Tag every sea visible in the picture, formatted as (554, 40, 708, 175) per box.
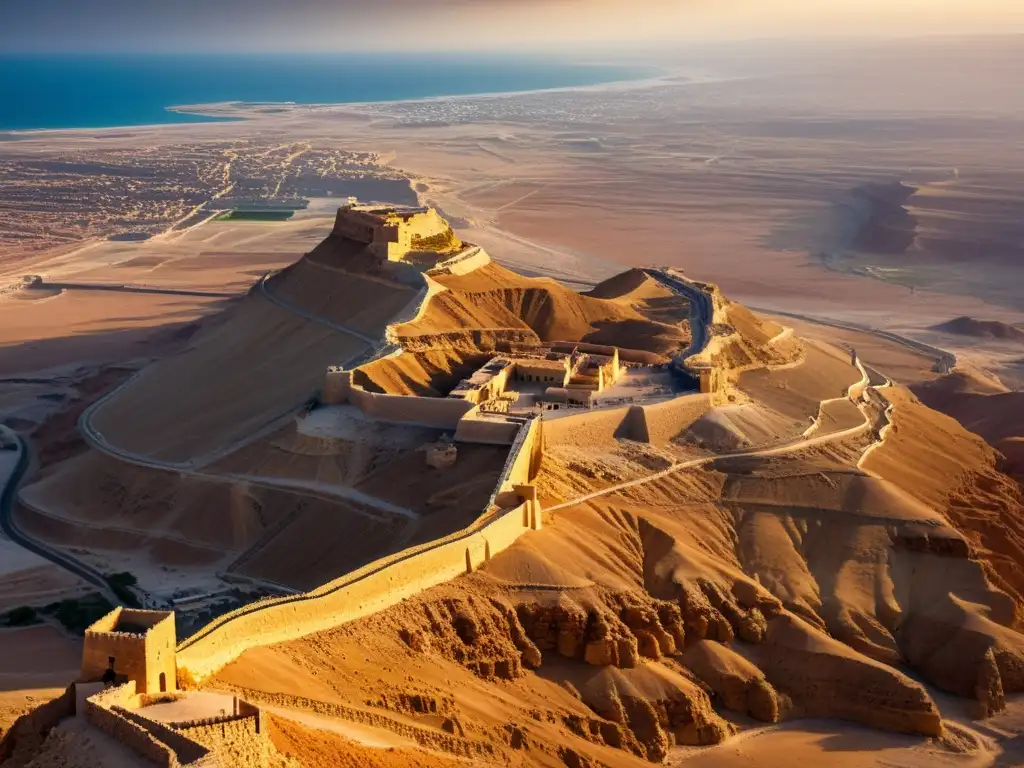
(0, 53, 656, 132)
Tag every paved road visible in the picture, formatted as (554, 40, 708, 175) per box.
(36, 281, 237, 299)
(0, 430, 122, 605)
(642, 268, 713, 361)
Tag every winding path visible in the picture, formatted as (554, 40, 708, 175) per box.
(749, 306, 957, 374)
(0, 428, 122, 605)
(547, 358, 888, 515)
(642, 268, 713, 360)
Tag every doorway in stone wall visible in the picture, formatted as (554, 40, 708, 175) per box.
(159, 672, 167, 692)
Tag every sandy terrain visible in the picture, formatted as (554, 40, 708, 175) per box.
(0, 626, 81, 741)
(1, 37, 1023, 768)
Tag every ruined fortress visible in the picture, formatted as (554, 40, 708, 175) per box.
(3, 204, 741, 767)
(331, 203, 463, 264)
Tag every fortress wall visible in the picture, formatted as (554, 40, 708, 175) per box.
(542, 406, 634, 447)
(322, 368, 352, 404)
(172, 711, 268, 768)
(395, 209, 449, 249)
(428, 245, 492, 277)
(396, 328, 541, 354)
(143, 616, 178, 695)
(84, 683, 185, 767)
(176, 498, 535, 682)
(345, 383, 475, 429)
(115, 707, 212, 766)
(454, 413, 522, 445)
(550, 341, 666, 366)
(497, 417, 543, 495)
(332, 208, 377, 243)
(638, 394, 713, 446)
(86, 706, 180, 767)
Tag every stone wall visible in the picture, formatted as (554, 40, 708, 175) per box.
(346, 381, 476, 428)
(176, 496, 534, 682)
(228, 688, 499, 762)
(543, 405, 635, 447)
(322, 367, 476, 427)
(176, 416, 546, 684)
(454, 411, 523, 444)
(170, 708, 267, 768)
(0, 685, 75, 765)
(427, 245, 492, 276)
(81, 608, 177, 695)
(83, 682, 192, 767)
(637, 394, 712, 446)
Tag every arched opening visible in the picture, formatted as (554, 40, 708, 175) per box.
(159, 672, 167, 692)
(465, 548, 473, 574)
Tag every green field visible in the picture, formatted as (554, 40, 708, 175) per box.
(216, 209, 296, 222)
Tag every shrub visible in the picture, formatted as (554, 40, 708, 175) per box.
(6, 605, 38, 626)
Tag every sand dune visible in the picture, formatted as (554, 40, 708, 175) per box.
(931, 316, 1024, 342)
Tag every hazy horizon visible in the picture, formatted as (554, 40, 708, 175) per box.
(4, 1, 1024, 53)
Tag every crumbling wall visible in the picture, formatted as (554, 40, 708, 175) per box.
(224, 689, 498, 762)
(83, 683, 188, 767)
(170, 708, 268, 768)
(0, 685, 75, 766)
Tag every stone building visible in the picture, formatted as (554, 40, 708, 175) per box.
(80, 608, 177, 694)
(332, 204, 459, 262)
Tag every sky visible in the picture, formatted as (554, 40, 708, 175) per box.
(2, 0, 1023, 52)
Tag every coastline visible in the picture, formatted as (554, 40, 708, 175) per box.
(0, 63, 669, 137)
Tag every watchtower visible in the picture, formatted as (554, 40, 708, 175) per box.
(80, 608, 177, 694)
